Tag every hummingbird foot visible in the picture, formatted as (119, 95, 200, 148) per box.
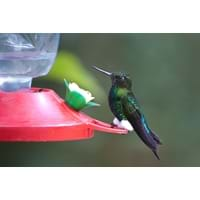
(110, 123, 118, 128)
(110, 123, 127, 135)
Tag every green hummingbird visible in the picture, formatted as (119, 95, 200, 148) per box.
(92, 66, 162, 160)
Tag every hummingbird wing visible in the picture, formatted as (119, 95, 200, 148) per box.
(121, 94, 161, 160)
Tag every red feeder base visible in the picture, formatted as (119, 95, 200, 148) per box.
(0, 88, 127, 142)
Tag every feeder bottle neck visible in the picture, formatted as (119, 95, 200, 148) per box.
(0, 77, 32, 91)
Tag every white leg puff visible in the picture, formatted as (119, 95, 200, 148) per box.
(119, 120, 134, 131)
(113, 118, 134, 131)
(113, 118, 120, 126)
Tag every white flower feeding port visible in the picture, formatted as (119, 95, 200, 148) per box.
(0, 34, 127, 142)
(64, 79, 100, 111)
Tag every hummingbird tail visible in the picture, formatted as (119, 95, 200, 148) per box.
(151, 131, 162, 145)
(152, 149, 160, 160)
(150, 131, 161, 160)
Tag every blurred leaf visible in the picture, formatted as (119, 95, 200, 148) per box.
(45, 51, 106, 101)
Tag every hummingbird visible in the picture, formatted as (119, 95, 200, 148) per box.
(92, 66, 162, 160)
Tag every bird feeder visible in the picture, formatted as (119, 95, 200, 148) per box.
(0, 33, 127, 141)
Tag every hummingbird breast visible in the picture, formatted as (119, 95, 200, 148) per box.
(108, 86, 127, 121)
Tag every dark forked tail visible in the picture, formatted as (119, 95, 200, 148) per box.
(136, 129, 161, 160)
(151, 131, 162, 145)
(128, 115, 161, 160)
(152, 148, 160, 160)
(121, 95, 162, 160)
(151, 131, 162, 160)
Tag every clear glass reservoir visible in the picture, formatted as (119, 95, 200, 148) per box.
(0, 33, 60, 91)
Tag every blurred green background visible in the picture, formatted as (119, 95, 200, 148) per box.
(0, 33, 199, 166)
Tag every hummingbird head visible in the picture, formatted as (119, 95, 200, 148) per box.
(92, 66, 132, 89)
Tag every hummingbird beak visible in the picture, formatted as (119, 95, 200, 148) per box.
(92, 66, 112, 77)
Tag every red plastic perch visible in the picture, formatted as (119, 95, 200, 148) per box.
(0, 88, 128, 142)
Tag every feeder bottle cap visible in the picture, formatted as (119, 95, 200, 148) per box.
(0, 88, 128, 141)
